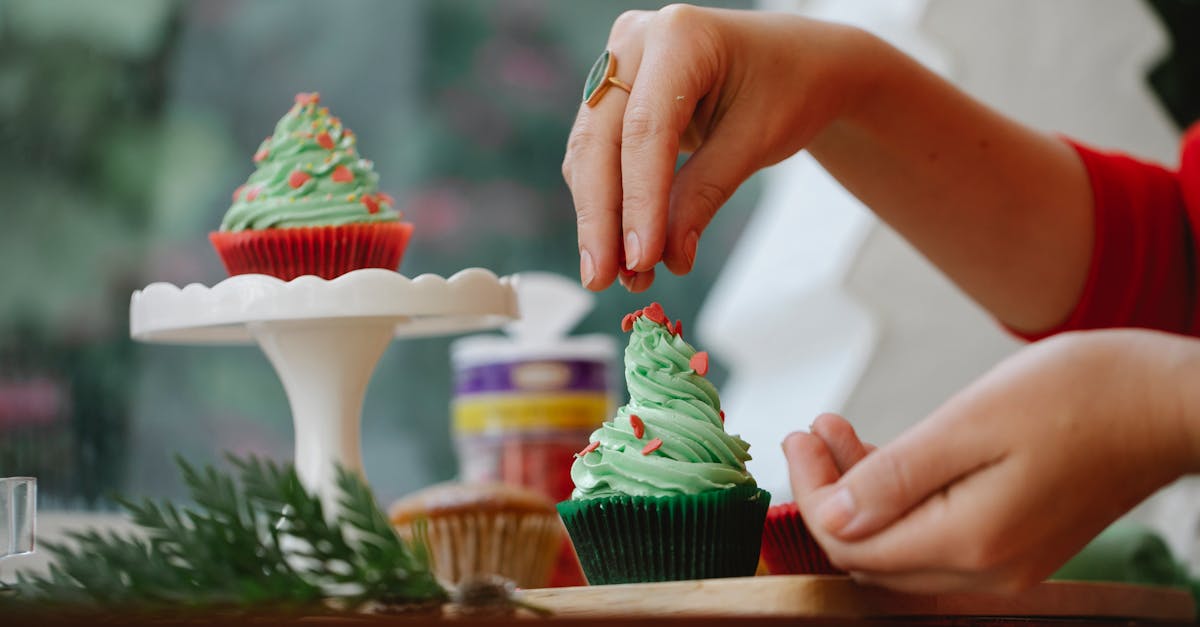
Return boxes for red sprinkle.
[690,351,709,376]
[629,414,645,439]
[665,320,676,335]
[642,302,668,326]
[576,441,600,458]
[288,170,311,189]
[331,165,353,183]
[641,438,663,455]
[673,320,683,337]
[253,147,269,163]
[232,185,245,202]
[362,194,380,214]
[378,192,396,206]
[316,131,335,150]
[719,410,725,424]
[295,92,320,107]
[621,314,636,333]
[245,187,260,201]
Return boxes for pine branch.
[335,466,445,607]
[1,454,446,615]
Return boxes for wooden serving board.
[519,576,1195,621]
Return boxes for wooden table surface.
[519,576,1195,624]
[8,576,1195,625]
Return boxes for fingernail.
[618,272,633,292]
[624,231,641,270]
[817,488,857,535]
[684,230,698,267]
[628,272,646,293]
[580,249,595,287]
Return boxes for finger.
[818,454,1012,575]
[782,431,842,497]
[565,105,623,290]
[562,14,649,290]
[810,413,872,474]
[618,268,656,293]
[621,6,720,272]
[661,117,759,275]
[812,411,1001,541]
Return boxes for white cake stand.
[129,268,519,510]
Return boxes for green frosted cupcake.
[209,92,412,280]
[558,303,770,585]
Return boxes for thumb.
[662,121,759,275]
[812,417,994,541]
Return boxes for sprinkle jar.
[450,333,616,586]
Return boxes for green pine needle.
[2,454,447,615]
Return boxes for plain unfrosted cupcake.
[760,502,844,575]
[389,482,563,589]
[210,92,412,280]
[558,303,770,585]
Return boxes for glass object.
[0,477,36,560]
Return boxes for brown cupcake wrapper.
[394,511,564,589]
[209,222,412,280]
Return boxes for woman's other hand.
[785,329,1200,593]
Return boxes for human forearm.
[808,33,1094,334]
[786,329,1195,593]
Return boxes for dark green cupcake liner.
[557,485,771,585]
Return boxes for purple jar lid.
[455,359,610,395]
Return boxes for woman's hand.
[562,5,880,292]
[564,6,1091,335]
[785,329,1200,594]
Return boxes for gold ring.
[583,50,632,107]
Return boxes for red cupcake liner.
[209,222,413,280]
[760,502,844,575]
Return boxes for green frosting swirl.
[570,314,755,499]
[220,93,401,232]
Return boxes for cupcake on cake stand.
[128,268,518,510]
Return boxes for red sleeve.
[1013,126,1200,341]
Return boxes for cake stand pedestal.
[129,268,518,510]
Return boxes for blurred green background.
[0,0,758,508]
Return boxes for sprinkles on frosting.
[295,91,320,107]
[622,302,686,338]
[568,301,754,499]
[629,414,645,439]
[576,441,601,458]
[288,170,311,189]
[642,302,668,325]
[220,91,402,232]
